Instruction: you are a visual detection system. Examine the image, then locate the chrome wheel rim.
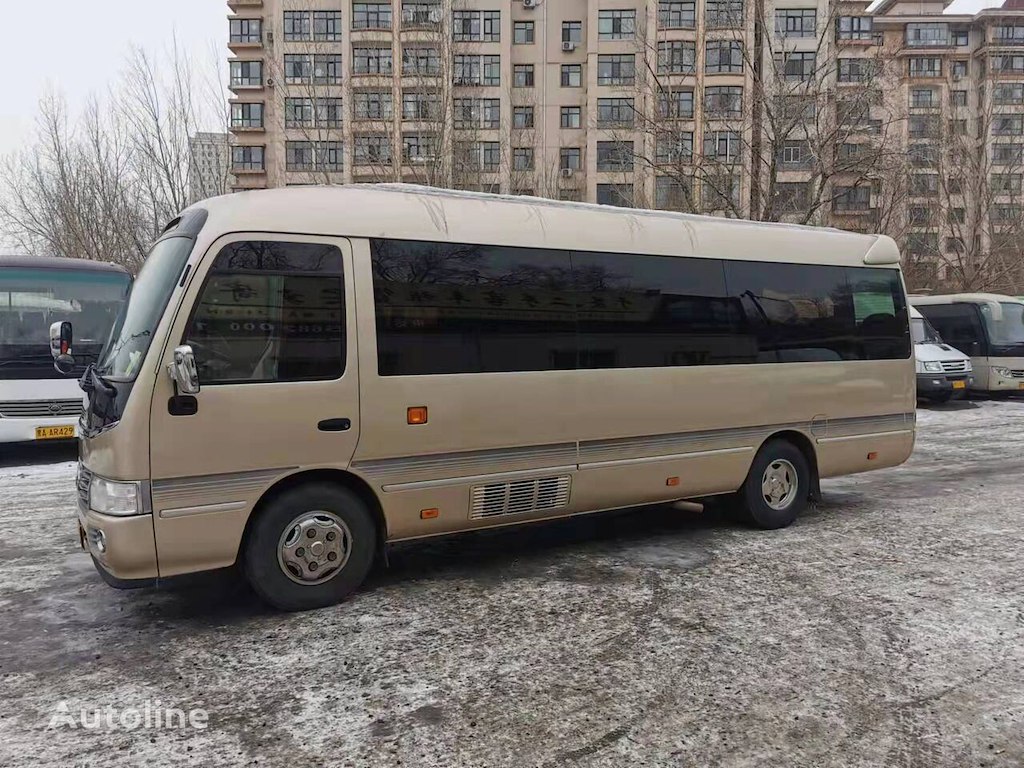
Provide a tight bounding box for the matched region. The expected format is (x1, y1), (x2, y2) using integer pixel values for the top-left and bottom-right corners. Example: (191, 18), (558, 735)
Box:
(277, 511), (352, 586)
(761, 459), (799, 511)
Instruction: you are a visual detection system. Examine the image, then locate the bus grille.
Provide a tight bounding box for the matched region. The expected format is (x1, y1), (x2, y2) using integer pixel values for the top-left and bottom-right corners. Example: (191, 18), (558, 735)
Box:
(1010, 369), (1024, 379)
(76, 465), (93, 508)
(940, 360), (968, 373)
(0, 399), (84, 418)
(470, 475), (571, 520)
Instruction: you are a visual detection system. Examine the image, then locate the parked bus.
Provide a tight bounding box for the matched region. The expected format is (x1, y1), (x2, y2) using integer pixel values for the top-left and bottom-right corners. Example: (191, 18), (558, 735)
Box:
(910, 306), (973, 403)
(67, 186), (914, 610)
(0, 255), (130, 443)
(910, 293), (1024, 393)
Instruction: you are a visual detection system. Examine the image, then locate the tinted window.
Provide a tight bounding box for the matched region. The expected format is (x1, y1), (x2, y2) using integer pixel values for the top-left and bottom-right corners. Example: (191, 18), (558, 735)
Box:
(185, 241), (345, 384)
(371, 239), (575, 374)
(847, 267), (910, 359)
(916, 304), (986, 350)
(572, 252), (755, 367)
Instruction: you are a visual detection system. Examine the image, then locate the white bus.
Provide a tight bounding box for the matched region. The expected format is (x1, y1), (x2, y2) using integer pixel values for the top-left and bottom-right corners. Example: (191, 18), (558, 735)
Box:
(911, 293), (1024, 393)
(0, 256), (130, 443)
(69, 186), (915, 610)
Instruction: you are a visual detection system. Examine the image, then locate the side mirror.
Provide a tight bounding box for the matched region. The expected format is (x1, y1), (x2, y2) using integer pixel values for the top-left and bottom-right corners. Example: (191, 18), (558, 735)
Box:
(168, 345), (200, 395)
(50, 321), (76, 375)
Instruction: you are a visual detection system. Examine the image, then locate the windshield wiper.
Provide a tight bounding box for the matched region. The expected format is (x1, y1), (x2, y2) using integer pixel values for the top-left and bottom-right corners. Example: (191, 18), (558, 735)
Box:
(79, 362), (117, 398)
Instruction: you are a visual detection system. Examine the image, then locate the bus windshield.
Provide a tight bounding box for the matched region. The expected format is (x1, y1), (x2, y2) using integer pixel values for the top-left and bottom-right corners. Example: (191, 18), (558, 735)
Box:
(980, 301), (1024, 346)
(98, 236), (194, 380)
(0, 267), (130, 376)
(911, 316), (942, 344)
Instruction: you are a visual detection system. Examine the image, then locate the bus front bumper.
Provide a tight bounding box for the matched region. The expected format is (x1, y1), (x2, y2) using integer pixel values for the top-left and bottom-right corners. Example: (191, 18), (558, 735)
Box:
(77, 505), (159, 587)
(0, 416), (79, 444)
(916, 373), (973, 399)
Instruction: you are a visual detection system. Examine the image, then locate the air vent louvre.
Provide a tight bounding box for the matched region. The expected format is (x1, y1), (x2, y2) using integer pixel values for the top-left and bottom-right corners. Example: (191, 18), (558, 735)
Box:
(469, 475), (571, 519)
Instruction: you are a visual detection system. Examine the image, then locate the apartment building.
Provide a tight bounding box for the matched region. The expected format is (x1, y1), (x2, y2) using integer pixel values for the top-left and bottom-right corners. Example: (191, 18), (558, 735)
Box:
(226, 0), (1024, 289)
(189, 132), (233, 202)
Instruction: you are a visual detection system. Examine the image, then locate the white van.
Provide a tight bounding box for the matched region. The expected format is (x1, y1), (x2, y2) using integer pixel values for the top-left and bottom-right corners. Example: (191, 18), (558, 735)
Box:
(910, 306), (973, 402)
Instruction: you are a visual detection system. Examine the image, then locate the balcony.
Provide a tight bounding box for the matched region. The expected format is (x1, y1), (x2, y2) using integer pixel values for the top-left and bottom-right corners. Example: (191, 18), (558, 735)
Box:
(227, 0), (262, 9)
(228, 33), (263, 52)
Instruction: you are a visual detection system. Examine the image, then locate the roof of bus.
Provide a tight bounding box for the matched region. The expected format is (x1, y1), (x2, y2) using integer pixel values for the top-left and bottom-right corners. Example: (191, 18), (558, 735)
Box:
(910, 293), (1024, 305)
(189, 185), (901, 267)
(0, 254), (130, 275)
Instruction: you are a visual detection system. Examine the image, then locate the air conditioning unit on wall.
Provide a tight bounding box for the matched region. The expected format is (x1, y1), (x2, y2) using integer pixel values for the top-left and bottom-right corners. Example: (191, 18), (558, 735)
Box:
(562, 41), (576, 52)
(560, 168), (574, 178)
(523, 0), (538, 8)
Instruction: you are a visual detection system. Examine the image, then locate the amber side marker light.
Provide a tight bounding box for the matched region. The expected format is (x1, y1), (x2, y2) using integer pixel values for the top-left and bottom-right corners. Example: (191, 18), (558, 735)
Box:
(666, 476), (680, 487)
(420, 508), (439, 520)
(407, 406), (428, 425)
(867, 452), (878, 461)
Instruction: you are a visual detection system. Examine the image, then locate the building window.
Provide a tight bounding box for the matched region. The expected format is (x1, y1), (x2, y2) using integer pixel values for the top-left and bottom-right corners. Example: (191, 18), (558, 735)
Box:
(314, 10), (343, 40)
(706, 41), (743, 74)
(909, 206), (931, 225)
(909, 174), (939, 196)
(402, 91), (441, 121)
(775, 9), (816, 38)
(353, 91), (392, 120)
(951, 90), (968, 107)
(512, 147), (534, 171)
(950, 60), (967, 79)
(599, 10), (636, 40)
(230, 18), (262, 44)
(658, 88), (694, 119)
(659, 1), (696, 29)
(656, 133), (693, 164)
(454, 98), (500, 129)
(285, 97), (315, 128)
(951, 207), (965, 223)
(909, 144), (937, 167)
(910, 88), (935, 108)
(454, 55), (501, 86)
(514, 64), (535, 88)
(353, 134), (392, 166)
(909, 57), (942, 77)
(319, 141), (344, 172)
(992, 174), (1024, 194)
(513, 106), (535, 129)
(906, 23), (950, 47)
(560, 147), (582, 171)
(286, 141), (315, 171)
(952, 28), (968, 46)
(597, 54), (635, 85)
(705, 86), (742, 117)
(774, 183), (809, 213)
(562, 21), (582, 43)
(402, 46), (441, 76)
(658, 41), (696, 74)
(561, 64), (583, 87)
(779, 140), (809, 167)
(232, 145), (264, 171)
(312, 55), (342, 84)
(561, 106), (582, 128)
(702, 176), (740, 211)
(992, 144), (1024, 166)
(283, 10), (311, 41)
(992, 55), (1024, 74)
(597, 141), (634, 171)
(706, 0), (744, 29)
(353, 47), (393, 75)
(230, 60), (262, 87)
(994, 24), (1024, 42)
(597, 184), (634, 207)
(836, 16), (872, 41)
(993, 114), (1024, 135)
(352, 3), (391, 30)
(597, 98), (634, 127)
(230, 102), (264, 129)
(514, 21), (535, 44)
(402, 2), (441, 28)
(778, 52), (816, 81)
(655, 176), (691, 209)
(838, 58), (874, 83)
(453, 10), (500, 42)
(833, 186), (871, 212)
(908, 115), (939, 138)
(402, 134), (437, 163)
(994, 83), (1024, 105)
(704, 131), (742, 163)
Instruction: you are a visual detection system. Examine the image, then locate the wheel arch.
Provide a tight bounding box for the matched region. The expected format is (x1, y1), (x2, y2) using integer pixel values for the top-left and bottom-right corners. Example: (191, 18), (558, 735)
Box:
(238, 468), (388, 565)
(759, 429), (821, 502)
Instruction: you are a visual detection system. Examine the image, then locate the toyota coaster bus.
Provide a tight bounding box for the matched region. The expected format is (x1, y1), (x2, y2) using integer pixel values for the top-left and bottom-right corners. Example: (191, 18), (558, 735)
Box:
(66, 186), (915, 611)
(1, 255), (130, 442)
(911, 293), (1024, 393)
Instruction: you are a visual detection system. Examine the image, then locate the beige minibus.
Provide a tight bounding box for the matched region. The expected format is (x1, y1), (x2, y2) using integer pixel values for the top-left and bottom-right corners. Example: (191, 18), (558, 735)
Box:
(65, 185), (915, 610)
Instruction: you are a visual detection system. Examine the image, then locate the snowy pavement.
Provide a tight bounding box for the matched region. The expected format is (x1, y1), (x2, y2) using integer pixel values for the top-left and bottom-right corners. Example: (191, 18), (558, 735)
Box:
(0, 401), (1023, 767)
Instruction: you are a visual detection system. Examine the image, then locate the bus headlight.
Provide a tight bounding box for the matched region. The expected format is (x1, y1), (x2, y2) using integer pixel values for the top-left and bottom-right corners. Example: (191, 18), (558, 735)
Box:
(89, 476), (142, 516)
(993, 366), (1011, 378)
(964, 360), (972, 372)
(923, 362), (943, 372)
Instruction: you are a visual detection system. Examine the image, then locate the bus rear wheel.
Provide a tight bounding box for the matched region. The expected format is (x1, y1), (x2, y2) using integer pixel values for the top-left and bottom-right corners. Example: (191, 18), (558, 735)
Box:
(244, 483), (376, 611)
(738, 439), (810, 530)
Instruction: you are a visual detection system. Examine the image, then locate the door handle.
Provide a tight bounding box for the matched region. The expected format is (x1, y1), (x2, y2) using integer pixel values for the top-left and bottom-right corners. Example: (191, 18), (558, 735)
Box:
(318, 418), (351, 432)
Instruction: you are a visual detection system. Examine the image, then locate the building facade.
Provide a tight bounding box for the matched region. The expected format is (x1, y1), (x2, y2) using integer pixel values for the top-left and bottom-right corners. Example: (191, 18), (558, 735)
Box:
(189, 132), (233, 203)
(227, 0), (1024, 291)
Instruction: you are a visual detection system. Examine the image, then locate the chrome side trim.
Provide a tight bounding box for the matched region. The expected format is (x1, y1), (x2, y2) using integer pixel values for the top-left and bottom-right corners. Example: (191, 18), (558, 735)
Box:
(158, 501), (248, 519)
(816, 429), (914, 444)
(353, 442), (577, 484)
(578, 445), (754, 471)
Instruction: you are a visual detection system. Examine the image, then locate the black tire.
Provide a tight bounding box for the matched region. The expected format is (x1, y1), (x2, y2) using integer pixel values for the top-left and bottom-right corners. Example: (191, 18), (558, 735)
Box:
(737, 439), (810, 530)
(244, 483), (377, 611)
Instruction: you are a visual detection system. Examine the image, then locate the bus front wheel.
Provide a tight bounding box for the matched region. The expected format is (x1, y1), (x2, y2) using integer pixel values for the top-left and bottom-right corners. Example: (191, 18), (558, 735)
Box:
(738, 440), (810, 530)
(244, 483), (376, 611)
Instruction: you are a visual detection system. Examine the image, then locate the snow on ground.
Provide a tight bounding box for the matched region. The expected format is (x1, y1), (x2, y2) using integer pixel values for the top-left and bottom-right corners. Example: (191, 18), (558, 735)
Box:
(0, 401), (1022, 767)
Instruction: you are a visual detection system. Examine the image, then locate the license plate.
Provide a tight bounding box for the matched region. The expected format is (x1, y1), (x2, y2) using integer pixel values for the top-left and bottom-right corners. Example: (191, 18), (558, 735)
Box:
(35, 425), (75, 440)
(1019, 382), (1024, 390)
(952, 380), (966, 390)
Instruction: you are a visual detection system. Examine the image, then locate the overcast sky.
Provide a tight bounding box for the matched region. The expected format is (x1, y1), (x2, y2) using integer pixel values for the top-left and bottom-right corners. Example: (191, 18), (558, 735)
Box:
(0, 0), (226, 157)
